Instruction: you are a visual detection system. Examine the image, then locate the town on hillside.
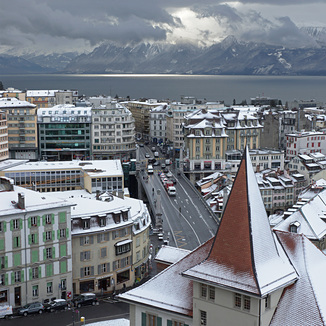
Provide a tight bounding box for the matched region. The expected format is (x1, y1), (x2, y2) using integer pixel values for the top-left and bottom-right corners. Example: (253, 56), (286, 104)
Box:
(1, 85), (326, 325)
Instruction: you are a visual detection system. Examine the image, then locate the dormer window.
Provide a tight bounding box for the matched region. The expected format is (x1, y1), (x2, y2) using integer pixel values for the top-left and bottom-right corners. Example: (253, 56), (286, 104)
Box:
(290, 221), (300, 233)
(99, 217), (106, 227)
(83, 219), (90, 230)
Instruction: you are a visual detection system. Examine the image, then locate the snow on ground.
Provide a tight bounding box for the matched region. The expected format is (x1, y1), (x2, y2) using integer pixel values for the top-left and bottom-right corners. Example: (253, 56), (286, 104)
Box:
(87, 318), (129, 326)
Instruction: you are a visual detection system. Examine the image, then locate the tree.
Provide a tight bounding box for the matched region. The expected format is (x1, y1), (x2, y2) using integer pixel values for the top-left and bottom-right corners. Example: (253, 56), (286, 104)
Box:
(0, 81), (3, 90)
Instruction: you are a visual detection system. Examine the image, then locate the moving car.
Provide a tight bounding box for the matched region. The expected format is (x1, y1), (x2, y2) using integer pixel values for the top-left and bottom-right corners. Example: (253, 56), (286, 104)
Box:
(73, 293), (98, 308)
(145, 153), (150, 158)
(44, 299), (68, 313)
(17, 302), (45, 316)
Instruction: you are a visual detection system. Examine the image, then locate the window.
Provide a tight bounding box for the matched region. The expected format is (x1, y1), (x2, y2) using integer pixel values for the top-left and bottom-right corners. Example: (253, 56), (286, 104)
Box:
(45, 214), (52, 225)
(99, 217), (106, 227)
(31, 233), (37, 244)
(200, 284), (207, 298)
(100, 247), (107, 258)
(244, 296), (251, 311)
(13, 219), (20, 230)
(32, 285), (38, 297)
(209, 286), (215, 301)
(235, 293), (242, 308)
(83, 219), (90, 229)
(61, 279), (67, 290)
(59, 228), (66, 238)
(115, 242), (131, 255)
(30, 216), (38, 227)
(45, 231), (52, 241)
(46, 247), (52, 259)
(80, 251), (91, 261)
(200, 310), (207, 326)
(14, 271), (21, 283)
(47, 282), (53, 294)
(32, 267), (39, 279)
(13, 236), (20, 248)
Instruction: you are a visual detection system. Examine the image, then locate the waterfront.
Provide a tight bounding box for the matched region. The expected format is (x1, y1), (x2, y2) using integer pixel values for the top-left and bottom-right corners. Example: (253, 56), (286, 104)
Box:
(2, 74), (326, 105)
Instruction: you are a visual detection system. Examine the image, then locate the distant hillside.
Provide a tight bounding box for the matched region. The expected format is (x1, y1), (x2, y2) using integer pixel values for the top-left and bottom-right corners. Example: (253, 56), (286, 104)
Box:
(2, 29), (326, 76)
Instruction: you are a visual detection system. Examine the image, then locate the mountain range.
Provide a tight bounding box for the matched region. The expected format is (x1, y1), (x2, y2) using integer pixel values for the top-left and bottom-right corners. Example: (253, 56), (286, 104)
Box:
(2, 27), (326, 76)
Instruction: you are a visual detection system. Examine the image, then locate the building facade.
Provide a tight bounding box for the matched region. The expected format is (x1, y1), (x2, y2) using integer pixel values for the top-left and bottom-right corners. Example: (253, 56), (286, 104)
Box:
(37, 105), (92, 161)
(0, 97), (38, 160)
(0, 160), (124, 194)
(0, 177), (73, 308)
(0, 110), (9, 161)
(92, 102), (136, 160)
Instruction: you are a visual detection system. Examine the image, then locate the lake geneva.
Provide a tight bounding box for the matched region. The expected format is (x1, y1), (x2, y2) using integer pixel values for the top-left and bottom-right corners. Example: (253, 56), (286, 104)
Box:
(2, 74), (326, 106)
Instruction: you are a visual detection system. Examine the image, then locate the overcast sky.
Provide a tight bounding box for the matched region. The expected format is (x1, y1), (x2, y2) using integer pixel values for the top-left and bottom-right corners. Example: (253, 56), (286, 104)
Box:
(1, 0), (326, 55)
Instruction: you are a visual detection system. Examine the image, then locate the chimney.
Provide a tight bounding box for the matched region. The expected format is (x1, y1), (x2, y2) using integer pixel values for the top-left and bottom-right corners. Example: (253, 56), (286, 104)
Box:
(117, 191), (124, 199)
(96, 190), (100, 200)
(18, 193), (25, 209)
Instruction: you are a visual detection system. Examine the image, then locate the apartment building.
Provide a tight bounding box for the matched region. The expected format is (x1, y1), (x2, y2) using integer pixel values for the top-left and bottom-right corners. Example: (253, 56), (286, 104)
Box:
(55, 190), (151, 295)
(92, 102), (136, 160)
(124, 99), (167, 141)
(149, 105), (168, 144)
(26, 90), (78, 109)
(0, 111), (9, 161)
(0, 97), (38, 160)
(286, 130), (326, 160)
(37, 104), (92, 161)
(0, 177), (73, 308)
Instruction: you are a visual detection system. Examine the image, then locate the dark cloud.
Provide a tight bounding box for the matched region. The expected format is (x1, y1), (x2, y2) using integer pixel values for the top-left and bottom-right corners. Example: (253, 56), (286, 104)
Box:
(0, 0), (323, 54)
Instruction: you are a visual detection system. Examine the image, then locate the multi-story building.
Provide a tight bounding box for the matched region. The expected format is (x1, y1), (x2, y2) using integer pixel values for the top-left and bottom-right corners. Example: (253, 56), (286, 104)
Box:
(0, 111), (9, 161)
(37, 105), (92, 161)
(149, 105), (168, 144)
(167, 98), (224, 156)
(0, 97), (38, 160)
(0, 159), (124, 194)
(55, 190), (151, 295)
(183, 108), (262, 182)
(0, 87), (26, 101)
(26, 90), (78, 109)
(124, 99), (167, 141)
(286, 130), (326, 160)
(260, 110), (313, 150)
(0, 177), (73, 308)
(92, 101), (136, 160)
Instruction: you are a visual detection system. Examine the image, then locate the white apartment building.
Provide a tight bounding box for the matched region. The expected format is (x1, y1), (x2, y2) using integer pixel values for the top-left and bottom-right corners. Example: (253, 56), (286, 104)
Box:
(149, 105), (168, 144)
(92, 102), (136, 160)
(286, 130), (326, 160)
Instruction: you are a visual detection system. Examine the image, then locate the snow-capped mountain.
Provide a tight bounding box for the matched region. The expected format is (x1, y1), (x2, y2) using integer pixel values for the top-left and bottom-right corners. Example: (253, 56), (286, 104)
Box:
(2, 29), (326, 75)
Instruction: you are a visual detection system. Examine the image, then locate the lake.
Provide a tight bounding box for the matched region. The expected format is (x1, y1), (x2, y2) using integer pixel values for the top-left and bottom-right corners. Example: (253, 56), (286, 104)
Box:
(2, 74), (326, 106)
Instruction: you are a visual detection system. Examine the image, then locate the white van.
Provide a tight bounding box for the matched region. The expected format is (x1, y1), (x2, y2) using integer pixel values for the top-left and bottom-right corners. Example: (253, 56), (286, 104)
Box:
(147, 164), (154, 174)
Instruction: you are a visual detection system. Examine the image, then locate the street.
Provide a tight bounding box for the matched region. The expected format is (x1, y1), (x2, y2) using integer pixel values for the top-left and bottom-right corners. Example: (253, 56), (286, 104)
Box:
(3, 300), (129, 326)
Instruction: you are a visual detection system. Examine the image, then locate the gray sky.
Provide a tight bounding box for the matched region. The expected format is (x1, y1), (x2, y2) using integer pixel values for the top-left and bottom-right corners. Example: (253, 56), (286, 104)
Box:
(1, 0), (326, 54)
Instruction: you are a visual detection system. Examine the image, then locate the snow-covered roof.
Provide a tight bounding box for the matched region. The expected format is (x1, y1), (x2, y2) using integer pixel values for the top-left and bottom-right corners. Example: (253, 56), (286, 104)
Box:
(155, 245), (190, 265)
(273, 190), (326, 240)
(119, 238), (214, 316)
(271, 231), (326, 325)
(26, 90), (57, 97)
(0, 184), (73, 216)
(183, 148), (298, 297)
(53, 189), (150, 235)
(1, 160), (123, 178)
(0, 97), (36, 108)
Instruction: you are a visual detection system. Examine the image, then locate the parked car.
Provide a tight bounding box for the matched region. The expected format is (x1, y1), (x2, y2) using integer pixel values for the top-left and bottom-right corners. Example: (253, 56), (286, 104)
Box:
(44, 299), (68, 313)
(17, 302), (45, 316)
(73, 293), (98, 308)
(139, 143), (144, 147)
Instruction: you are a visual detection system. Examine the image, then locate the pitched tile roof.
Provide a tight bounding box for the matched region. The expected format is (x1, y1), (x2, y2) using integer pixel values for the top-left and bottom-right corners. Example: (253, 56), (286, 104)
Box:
(183, 148), (297, 296)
